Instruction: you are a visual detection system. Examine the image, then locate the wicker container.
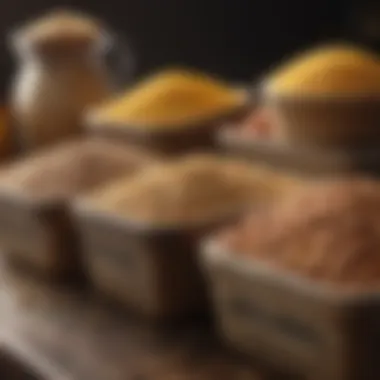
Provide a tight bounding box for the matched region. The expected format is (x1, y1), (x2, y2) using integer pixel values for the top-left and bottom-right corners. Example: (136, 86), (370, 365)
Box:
(201, 241), (380, 380)
(0, 138), (155, 278)
(72, 201), (241, 320)
(264, 94), (380, 149)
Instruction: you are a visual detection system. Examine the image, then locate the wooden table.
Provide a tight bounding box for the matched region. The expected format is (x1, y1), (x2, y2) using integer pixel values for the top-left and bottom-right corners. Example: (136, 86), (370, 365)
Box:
(0, 260), (273, 380)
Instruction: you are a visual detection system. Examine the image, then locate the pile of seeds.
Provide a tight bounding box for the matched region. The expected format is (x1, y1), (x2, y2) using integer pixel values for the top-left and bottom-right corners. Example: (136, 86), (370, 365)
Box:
(217, 178), (380, 288)
(89, 154), (294, 226)
(0, 139), (154, 199)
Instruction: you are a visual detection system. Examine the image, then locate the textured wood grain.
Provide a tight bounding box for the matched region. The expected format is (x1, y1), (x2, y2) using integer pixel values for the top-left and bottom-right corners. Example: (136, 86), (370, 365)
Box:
(0, 260), (266, 380)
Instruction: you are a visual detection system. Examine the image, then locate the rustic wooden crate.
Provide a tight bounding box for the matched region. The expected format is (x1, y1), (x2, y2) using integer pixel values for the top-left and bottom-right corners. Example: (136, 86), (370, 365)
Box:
(0, 139), (155, 279)
(0, 257), (264, 380)
(201, 241), (380, 380)
(72, 202), (242, 321)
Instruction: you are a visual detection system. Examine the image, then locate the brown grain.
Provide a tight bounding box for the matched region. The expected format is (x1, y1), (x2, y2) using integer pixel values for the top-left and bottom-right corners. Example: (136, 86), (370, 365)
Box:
(0, 139), (155, 199)
(217, 178), (380, 288)
(89, 154), (292, 226)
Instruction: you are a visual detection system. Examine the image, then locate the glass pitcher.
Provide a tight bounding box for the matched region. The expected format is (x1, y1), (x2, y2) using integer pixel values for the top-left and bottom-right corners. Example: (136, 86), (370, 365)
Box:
(9, 9), (130, 152)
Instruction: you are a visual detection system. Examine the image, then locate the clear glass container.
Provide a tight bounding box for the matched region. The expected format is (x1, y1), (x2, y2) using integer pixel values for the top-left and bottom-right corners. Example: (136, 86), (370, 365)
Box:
(9, 10), (113, 152)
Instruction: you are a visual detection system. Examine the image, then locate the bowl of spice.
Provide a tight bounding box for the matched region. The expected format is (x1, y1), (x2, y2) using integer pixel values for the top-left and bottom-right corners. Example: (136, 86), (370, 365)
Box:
(201, 178), (380, 380)
(72, 154), (293, 319)
(0, 138), (156, 279)
(85, 69), (249, 155)
(217, 106), (276, 158)
(219, 106), (273, 143)
(262, 44), (380, 149)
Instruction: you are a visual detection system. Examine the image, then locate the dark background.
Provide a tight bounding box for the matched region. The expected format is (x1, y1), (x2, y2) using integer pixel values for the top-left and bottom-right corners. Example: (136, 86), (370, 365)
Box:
(0, 0), (376, 93)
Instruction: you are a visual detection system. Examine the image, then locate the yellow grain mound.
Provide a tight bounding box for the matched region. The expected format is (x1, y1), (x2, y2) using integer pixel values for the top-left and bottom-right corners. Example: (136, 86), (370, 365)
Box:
(92, 69), (247, 128)
(265, 45), (380, 96)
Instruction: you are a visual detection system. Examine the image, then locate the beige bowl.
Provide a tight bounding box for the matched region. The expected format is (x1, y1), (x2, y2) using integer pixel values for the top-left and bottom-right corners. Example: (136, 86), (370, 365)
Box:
(264, 92), (380, 148)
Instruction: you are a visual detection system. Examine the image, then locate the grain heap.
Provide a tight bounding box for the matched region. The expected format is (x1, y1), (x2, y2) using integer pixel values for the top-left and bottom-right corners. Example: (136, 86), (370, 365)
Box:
(0, 140), (152, 199)
(217, 178), (380, 289)
(89, 154), (291, 226)
(264, 45), (380, 96)
(91, 69), (246, 128)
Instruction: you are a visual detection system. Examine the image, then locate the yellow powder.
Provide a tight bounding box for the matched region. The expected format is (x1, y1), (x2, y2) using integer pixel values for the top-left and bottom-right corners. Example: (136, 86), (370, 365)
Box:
(92, 69), (247, 128)
(265, 45), (380, 96)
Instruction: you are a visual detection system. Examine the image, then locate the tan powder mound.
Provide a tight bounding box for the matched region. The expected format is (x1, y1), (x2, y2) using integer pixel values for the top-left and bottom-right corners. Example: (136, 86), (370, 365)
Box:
(0, 139), (154, 199)
(89, 154), (293, 226)
(218, 178), (380, 288)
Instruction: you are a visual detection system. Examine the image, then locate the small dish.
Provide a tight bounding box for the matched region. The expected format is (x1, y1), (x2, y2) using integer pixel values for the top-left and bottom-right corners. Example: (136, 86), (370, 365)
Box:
(218, 128), (380, 177)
